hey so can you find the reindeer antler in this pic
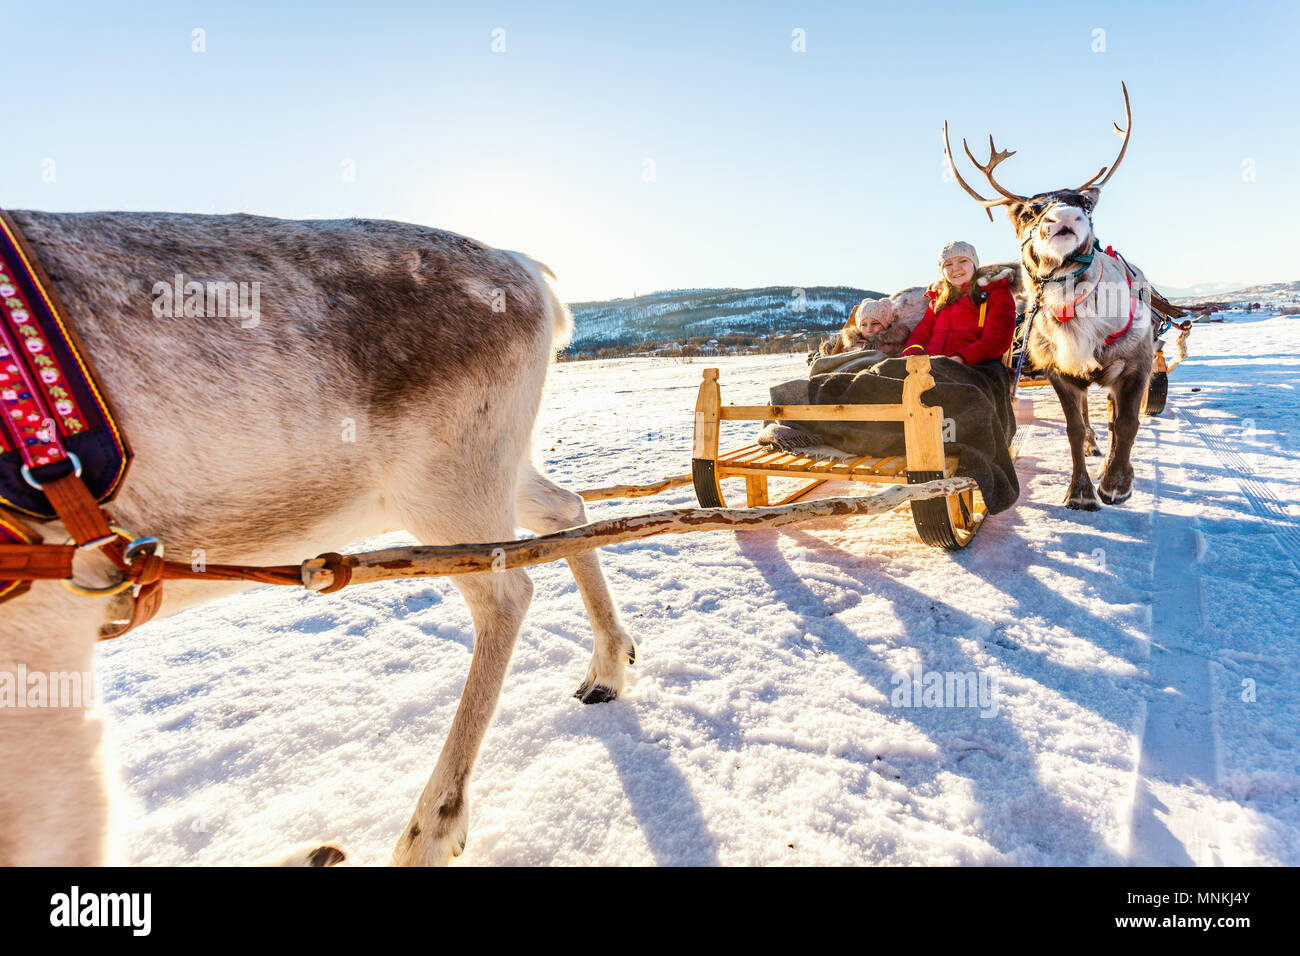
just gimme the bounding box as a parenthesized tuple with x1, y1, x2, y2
(942, 122, 1028, 221)
(1078, 81, 1132, 191)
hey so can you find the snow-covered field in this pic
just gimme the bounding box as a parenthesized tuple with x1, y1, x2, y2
(100, 314, 1300, 866)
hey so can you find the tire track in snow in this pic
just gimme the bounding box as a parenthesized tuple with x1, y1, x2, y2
(1128, 419, 1223, 865)
(1177, 404, 1300, 570)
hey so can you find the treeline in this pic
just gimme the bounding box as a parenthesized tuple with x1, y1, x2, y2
(558, 328, 839, 363)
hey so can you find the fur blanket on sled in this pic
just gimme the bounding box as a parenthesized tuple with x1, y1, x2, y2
(758, 351, 1021, 515)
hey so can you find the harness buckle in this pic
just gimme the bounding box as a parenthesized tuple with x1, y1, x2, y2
(56, 525, 164, 597)
(20, 452, 83, 490)
(59, 524, 136, 597)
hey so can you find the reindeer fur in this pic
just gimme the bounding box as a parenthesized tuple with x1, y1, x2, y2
(0, 211, 635, 866)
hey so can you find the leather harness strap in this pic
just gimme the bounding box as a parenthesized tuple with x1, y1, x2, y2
(1042, 243, 1138, 346)
(41, 472, 115, 545)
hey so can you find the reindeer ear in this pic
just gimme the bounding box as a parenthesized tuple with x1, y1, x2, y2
(1079, 187, 1101, 213)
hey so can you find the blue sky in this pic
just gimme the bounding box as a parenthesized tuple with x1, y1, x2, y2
(2, 0, 1295, 300)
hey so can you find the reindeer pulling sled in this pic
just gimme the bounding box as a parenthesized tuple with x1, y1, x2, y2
(1, 81, 1184, 867)
(0, 206, 986, 866)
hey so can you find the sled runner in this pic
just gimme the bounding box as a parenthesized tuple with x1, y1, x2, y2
(690, 354, 985, 550)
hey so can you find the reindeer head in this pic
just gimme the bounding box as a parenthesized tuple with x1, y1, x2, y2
(943, 83, 1132, 280)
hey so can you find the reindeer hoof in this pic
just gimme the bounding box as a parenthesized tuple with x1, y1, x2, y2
(1065, 492, 1102, 511)
(264, 843, 347, 866)
(574, 681, 619, 705)
(393, 798, 468, 866)
(1098, 485, 1133, 506)
(308, 845, 347, 867)
(1099, 466, 1134, 505)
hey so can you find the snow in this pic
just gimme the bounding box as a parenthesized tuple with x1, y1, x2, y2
(99, 315, 1300, 866)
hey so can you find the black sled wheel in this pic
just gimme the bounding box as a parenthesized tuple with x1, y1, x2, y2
(1143, 370, 1168, 416)
(908, 471, 982, 551)
(692, 457, 727, 508)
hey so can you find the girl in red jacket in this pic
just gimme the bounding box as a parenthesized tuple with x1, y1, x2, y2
(901, 241, 1015, 366)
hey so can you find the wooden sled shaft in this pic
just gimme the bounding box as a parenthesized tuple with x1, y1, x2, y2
(300, 477, 977, 590)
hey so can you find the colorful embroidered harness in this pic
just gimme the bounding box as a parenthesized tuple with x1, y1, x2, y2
(0, 211, 139, 614)
(0, 214, 130, 514)
(0, 211, 368, 635)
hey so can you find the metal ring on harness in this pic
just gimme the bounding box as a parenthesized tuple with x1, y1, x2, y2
(21, 452, 83, 490)
(123, 537, 164, 564)
(58, 524, 141, 597)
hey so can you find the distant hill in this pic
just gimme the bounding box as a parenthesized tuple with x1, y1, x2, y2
(565, 285, 881, 354)
(1168, 279, 1300, 307)
(1157, 280, 1253, 299)
(558, 278, 1298, 362)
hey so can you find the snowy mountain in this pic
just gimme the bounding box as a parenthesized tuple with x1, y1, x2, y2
(1156, 280, 1254, 299)
(564, 278, 1299, 353)
(1168, 279, 1300, 307)
(566, 285, 882, 350)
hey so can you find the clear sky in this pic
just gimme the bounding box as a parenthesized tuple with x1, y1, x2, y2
(3, 0, 1295, 301)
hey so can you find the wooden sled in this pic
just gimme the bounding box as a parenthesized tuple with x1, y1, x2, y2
(691, 354, 984, 551)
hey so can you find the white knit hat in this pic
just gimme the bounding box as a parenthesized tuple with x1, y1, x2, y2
(938, 240, 979, 272)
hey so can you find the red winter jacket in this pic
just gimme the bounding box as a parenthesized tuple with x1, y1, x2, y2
(901, 273, 1016, 366)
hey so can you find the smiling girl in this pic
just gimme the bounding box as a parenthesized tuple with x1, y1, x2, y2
(902, 241, 1015, 367)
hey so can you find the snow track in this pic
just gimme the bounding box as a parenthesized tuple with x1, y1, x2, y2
(1177, 404, 1300, 570)
(1128, 424, 1221, 864)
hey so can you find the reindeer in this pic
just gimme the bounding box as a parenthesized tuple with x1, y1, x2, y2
(944, 83, 1156, 510)
(0, 211, 636, 865)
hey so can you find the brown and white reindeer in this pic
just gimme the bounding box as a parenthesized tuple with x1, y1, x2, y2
(944, 83, 1158, 509)
(0, 211, 636, 865)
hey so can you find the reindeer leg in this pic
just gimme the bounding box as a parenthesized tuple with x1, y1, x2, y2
(515, 462, 636, 705)
(1049, 371, 1102, 510)
(388, 456, 537, 866)
(1080, 398, 1102, 457)
(1098, 363, 1148, 505)
(392, 567, 533, 866)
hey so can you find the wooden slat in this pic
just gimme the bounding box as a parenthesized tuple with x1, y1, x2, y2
(781, 453, 823, 471)
(716, 460, 909, 484)
(721, 403, 908, 422)
(872, 456, 906, 476)
(724, 446, 787, 468)
(772, 479, 827, 506)
(827, 455, 878, 477)
(762, 451, 804, 469)
(847, 456, 889, 478)
(722, 445, 772, 465)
